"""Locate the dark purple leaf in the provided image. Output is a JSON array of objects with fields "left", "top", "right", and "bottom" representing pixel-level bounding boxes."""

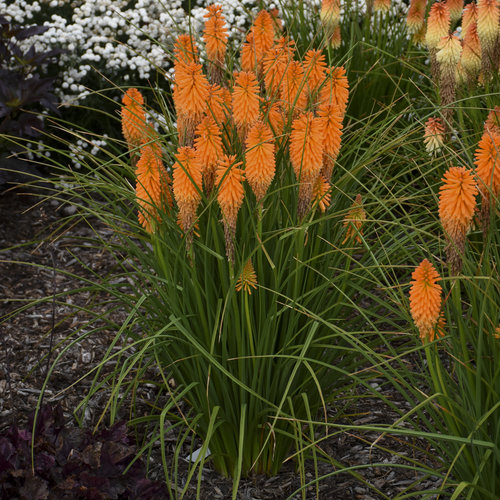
[
  {"left": 15, "top": 24, "right": 49, "bottom": 40},
  {"left": 101, "top": 441, "right": 135, "bottom": 467},
  {"left": 35, "top": 451, "right": 56, "bottom": 474},
  {"left": 97, "top": 421, "right": 129, "bottom": 444}
]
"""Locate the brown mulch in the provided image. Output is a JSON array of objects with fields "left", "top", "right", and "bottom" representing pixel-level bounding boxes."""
[{"left": 0, "top": 187, "right": 443, "bottom": 499}]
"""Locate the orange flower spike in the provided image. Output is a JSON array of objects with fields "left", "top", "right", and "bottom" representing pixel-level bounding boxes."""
[
  {"left": 172, "top": 146, "right": 203, "bottom": 236},
  {"left": 281, "top": 60, "right": 308, "bottom": 114},
  {"left": 439, "top": 166, "right": 478, "bottom": 236},
  {"left": 425, "top": 2, "right": 451, "bottom": 52},
  {"left": 241, "top": 32, "right": 257, "bottom": 73},
  {"left": 474, "top": 129, "right": 500, "bottom": 197},
  {"left": 232, "top": 71, "right": 260, "bottom": 133},
  {"left": 423, "top": 117, "right": 446, "bottom": 155},
  {"left": 409, "top": 259, "right": 442, "bottom": 342},
  {"left": 303, "top": 49, "right": 327, "bottom": 96},
  {"left": 407, "top": 0, "right": 427, "bottom": 35},
  {"left": 342, "top": 194, "right": 366, "bottom": 245},
  {"left": 121, "top": 88, "right": 147, "bottom": 152},
  {"left": 174, "top": 62, "right": 210, "bottom": 117},
  {"left": 329, "top": 25, "right": 342, "bottom": 49},
  {"left": 290, "top": 112, "right": 325, "bottom": 217},
  {"left": 313, "top": 175, "right": 331, "bottom": 212},
  {"left": 262, "top": 45, "right": 289, "bottom": 97},
  {"left": 236, "top": 259, "right": 258, "bottom": 294},
  {"left": 245, "top": 121, "right": 276, "bottom": 201},
  {"left": 318, "top": 66, "right": 349, "bottom": 115},
  {"left": 216, "top": 155, "right": 245, "bottom": 220},
  {"left": 445, "top": 0, "right": 464, "bottom": 23},
  {"left": 269, "top": 7, "right": 283, "bottom": 35},
  {"left": 374, "top": 0, "right": 391, "bottom": 13},
  {"left": 290, "top": 112, "right": 325, "bottom": 181},
  {"left": 194, "top": 116, "right": 223, "bottom": 193},
  {"left": 462, "top": 2, "right": 478, "bottom": 39},
  {"left": 204, "top": 83, "right": 227, "bottom": 124},
  {"left": 136, "top": 145, "right": 169, "bottom": 233},
  {"left": 174, "top": 34, "right": 199, "bottom": 66},
  {"left": 216, "top": 154, "right": 245, "bottom": 263},
  {"left": 251, "top": 10, "right": 275, "bottom": 61},
  {"left": 318, "top": 103, "right": 343, "bottom": 180},
  {"left": 203, "top": 4, "right": 228, "bottom": 63}
]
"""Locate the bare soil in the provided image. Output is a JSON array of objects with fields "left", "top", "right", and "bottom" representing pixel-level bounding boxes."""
[{"left": 0, "top": 188, "right": 442, "bottom": 499}]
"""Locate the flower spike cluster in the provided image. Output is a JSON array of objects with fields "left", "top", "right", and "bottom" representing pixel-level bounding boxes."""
[{"left": 125, "top": 9, "right": 349, "bottom": 266}]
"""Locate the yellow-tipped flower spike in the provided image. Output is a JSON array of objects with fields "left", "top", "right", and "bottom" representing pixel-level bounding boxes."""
[
  {"left": 477, "top": 0, "right": 499, "bottom": 52},
  {"left": 374, "top": 0, "right": 391, "bottom": 13},
  {"left": 121, "top": 88, "right": 147, "bottom": 154},
  {"left": 407, "top": 0, "right": 427, "bottom": 35},
  {"left": 438, "top": 166, "right": 478, "bottom": 273},
  {"left": 232, "top": 71, "right": 260, "bottom": 136},
  {"left": 216, "top": 154, "right": 245, "bottom": 263},
  {"left": 320, "top": 0, "right": 341, "bottom": 36},
  {"left": 318, "top": 103, "right": 343, "bottom": 181},
  {"left": 136, "top": 145, "right": 170, "bottom": 233},
  {"left": 342, "top": 194, "right": 366, "bottom": 245},
  {"left": 436, "top": 34, "right": 463, "bottom": 67},
  {"left": 280, "top": 60, "right": 308, "bottom": 114},
  {"left": 477, "top": 0, "right": 499, "bottom": 76},
  {"left": 194, "top": 116, "right": 223, "bottom": 194},
  {"left": 423, "top": 117, "right": 446, "bottom": 155},
  {"left": 485, "top": 106, "right": 500, "bottom": 135},
  {"left": 436, "top": 34, "right": 462, "bottom": 130},
  {"left": 312, "top": 174, "right": 331, "bottom": 212},
  {"left": 409, "top": 259, "right": 443, "bottom": 342},
  {"left": 318, "top": 66, "right": 349, "bottom": 114},
  {"left": 425, "top": 3, "right": 451, "bottom": 51},
  {"left": 245, "top": 121, "right": 275, "bottom": 201},
  {"left": 462, "top": 2, "right": 478, "bottom": 39},
  {"left": 445, "top": 0, "right": 464, "bottom": 23},
  {"left": 172, "top": 146, "right": 203, "bottom": 241},
  {"left": 460, "top": 23, "right": 482, "bottom": 83},
  {"left": 303, "top": 49, "right": 327, "bottom": 97},
  {"left": 236, "top": 259, "right": 258, "bottom": 294}
]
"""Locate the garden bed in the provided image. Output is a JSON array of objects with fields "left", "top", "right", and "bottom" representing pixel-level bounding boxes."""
[{"left": 0, "top": 188, "right": 443, "bottom": 498}]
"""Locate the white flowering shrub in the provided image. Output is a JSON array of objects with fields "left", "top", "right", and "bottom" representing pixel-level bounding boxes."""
[{"left": 0, "top": 0, "right": 270, "bottom": 107}]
